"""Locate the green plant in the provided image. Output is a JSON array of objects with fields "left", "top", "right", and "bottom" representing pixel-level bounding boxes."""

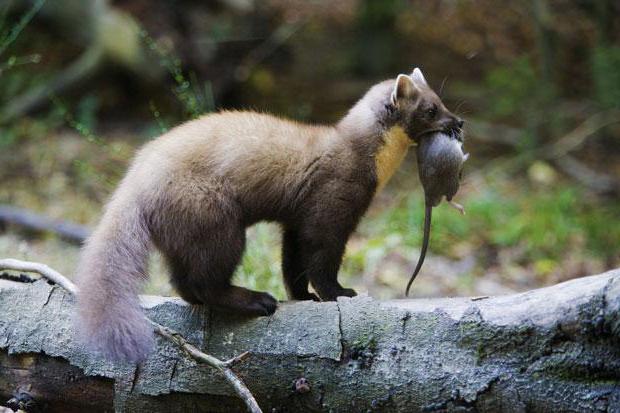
[
  {"left": 140, "top": 30, "right": 215, "bottom": 120},
  {"left": 234, "top": 223, "right": 286, "bottom": 300},
  {"left": 358, "top": 183, "right": 620, "bottom": 267},
  {"left": 0, "top": 0, "right": 46, "bottom": 70},
  {"left": 0, "top": 0, "right": 46, "bottom": 148}
]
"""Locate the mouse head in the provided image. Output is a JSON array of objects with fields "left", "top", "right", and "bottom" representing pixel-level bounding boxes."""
[{"left": 390, "top": 68, "right": 463, "bottom": 142}]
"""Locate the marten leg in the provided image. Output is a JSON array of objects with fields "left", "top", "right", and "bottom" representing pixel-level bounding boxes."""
[
  {"left": 167, "top": 256, "right": 201, "bottom": 304},
  {"left": 152, "top": 188, "right": 277, "bottom": 316},
  {"left": 295, "top": 226, "right": 357, "bottom": 301},
  {"left": 292, "top": 189, "right": 367, "bottom": 302},
  {"left": 282, "top": 228, "right": 319, "bottom": 301},
  {"left": 166, "top": 224, "right": 277, "bottom": 316},
  {"left": 301, "top": 242, "right": 357, "bottom": 301}
]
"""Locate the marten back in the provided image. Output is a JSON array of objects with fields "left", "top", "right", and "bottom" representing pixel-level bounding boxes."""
[{"left": 136, "top": 111, "right": 346, "bottom": 222}]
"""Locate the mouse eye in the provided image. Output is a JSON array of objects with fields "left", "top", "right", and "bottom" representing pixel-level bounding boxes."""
[
  {"left": 426, "top": 105, "right": 437, "bottom": 119},
  {"left": 458, "top": 169, "right": 464, "bottom": 180}
]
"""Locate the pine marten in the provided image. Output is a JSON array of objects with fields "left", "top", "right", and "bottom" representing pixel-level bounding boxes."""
[{"left": 76, "top": 68, "right": 464, "bottom": 362}]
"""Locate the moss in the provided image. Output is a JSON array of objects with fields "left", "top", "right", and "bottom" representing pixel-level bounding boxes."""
[
  {"left": 458, "top": 322, "right": 540, "bottom": 362},
  {"left": 347, "top": 334, "right": 378, "bottom": 369}
]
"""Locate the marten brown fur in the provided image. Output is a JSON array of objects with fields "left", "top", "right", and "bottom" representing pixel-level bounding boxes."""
[{"left": 75, "top": 68, "right": 463, "bottom": 362}]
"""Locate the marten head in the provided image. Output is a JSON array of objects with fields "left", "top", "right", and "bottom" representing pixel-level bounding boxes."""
[{"left": 389, "top": 68, "right": 463, "bottom": 142}]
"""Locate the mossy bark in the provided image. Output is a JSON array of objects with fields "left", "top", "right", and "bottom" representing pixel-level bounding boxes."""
[{"left": 1, "top": 269, "right": 619, "bottom": 412}]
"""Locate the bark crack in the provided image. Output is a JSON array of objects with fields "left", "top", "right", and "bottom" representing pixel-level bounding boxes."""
[
  {"left": 336, "top": 301, "right": 345, "bottom": 361},
  {"left": 401, "top": 311, "right": 411, "bottom": 337},
  {"left": 42, "top": 285, "right": 56, "bottom": 308},
  {"left": 168, "top": 359, "right": 179, "bottom": 390},
  {"left": 3, "top": 328, "right": 13, "bottom": 348},
  {"left": 130, "top": 363, "right": 142, "bottom": 394},
  {"left": 265, "top": 311, "right": 275, "bottom": 331},
  {"left": 601, "top": 277, "right": 614, "bottom": 316}
]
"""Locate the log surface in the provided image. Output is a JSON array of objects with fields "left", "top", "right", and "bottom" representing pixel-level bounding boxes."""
[{"left": 0, "top": 270, "right": 619, "bottom": 412}]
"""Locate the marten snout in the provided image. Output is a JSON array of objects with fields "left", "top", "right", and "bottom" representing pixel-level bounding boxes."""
[{"left": 438, "top": 116, "right": 464, "bottom": 135}]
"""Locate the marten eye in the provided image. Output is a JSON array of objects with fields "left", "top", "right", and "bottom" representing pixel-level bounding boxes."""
[{"left": 426, "top": 105, "right": 437, "bottom": 119}]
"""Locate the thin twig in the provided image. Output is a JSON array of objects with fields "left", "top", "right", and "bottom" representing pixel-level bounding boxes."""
[
  {"left": 150, "top": 321, "right": 261, "bottom": 413},
  {"left": 234, "top": 17, "right": 304, "bottom": 82},
  {"left": 542, "top": 109, "right": 620, "bottom": 159},
  {"left": 466, "top": 119, "right": 522, "bottom": 146},
  {"left": 0, "top": 258, "right": 78, "bottom": 295},
  {"left": 0, "top": 45, "right": 105, "bottom": 124},
  {"left": 224, "top": 351, "right": 251, "bottom": 367},
  {"left": 476, "top": 110, "right": 620, "bottom": 193},
  {"left": 0, "top": 258, "right": 262, "bottom": 413},
  {"left": 553, "top": 155, "right": 618, "bottom": 194}
]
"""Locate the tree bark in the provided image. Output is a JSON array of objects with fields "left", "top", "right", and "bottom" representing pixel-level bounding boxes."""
[{"left": 1, "top": 269, "right": 619, "bottom": 412}]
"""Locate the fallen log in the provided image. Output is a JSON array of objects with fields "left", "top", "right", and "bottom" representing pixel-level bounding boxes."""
[{"left": 0, "top": 269, "right": 619, "bottom": 412}]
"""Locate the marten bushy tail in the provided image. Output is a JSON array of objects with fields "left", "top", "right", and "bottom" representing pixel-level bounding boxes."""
[{"left": 75, "top": 199, "right": 153, "bottom": 362}]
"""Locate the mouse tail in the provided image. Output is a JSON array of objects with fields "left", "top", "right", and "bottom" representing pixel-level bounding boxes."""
[{"left": 406, "top": 201, "right": 432, "bottom": 297}]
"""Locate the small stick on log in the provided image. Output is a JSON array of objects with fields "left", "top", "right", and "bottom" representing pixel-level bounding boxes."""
[
  {"left": 0, "top": 258, "right": 77, "bottom": 295},
  {"left": 149, "top": 321, "right": 261, "bottom": 413},
  {"left": 0, "top": 258, "right": 262, "bottom": 413}
]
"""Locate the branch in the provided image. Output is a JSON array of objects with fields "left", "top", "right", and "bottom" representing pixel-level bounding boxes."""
[
  {"left": 0, "top": 204, "right": 90, "bottom": 244},
  {"left": 0, "top": 258, "right": 77, "bottom": 295},
  {"left": 234, "top": 17, "right": 304, "bottom": 82},
  {"left": 541, "top": 109, "right": 620, "bottom": 159},
  {"left": 468, "top": 110, "right": 620, "bottom": 155},
  {"left": 148, "top": 321, "right": 261, "bottom": 413},
  {"left": 474, "top": 110, "right": 620, "bottom": 193},
  {"left": 0, "top": 45, "right": 105, "bottom": 124},
  {"left": 0, "top": 258, "right": 262, "bottom": 413},
  {"left": 466, "top": 118, "right": 522, "bottom": 146},
  {"left": 553, "top": 154, "right": 619, "bottom": 194}
]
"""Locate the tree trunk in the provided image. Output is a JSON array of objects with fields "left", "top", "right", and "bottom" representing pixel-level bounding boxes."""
[{"left": 1, "top": 270, "right": 619, "bottom": 412}]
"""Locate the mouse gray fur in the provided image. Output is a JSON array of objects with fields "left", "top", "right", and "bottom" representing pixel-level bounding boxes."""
[{"left": 406, "top": 131, "right": 468, "bottom": 296}]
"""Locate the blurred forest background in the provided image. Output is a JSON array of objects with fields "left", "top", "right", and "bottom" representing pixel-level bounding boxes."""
[{"left": 0, "top": 0, "right": 619, "bottom": 300}]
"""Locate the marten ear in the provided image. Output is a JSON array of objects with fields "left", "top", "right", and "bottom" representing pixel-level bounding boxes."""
[
  {"left": 390, "top": 74, "right": 419, "bottom": 107},
  {"left": 411, "top": 68, "right": 428, "bottom": 88}
]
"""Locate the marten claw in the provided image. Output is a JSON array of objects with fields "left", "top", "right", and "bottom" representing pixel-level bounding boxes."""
[{"left": 449, "top": 201, "right": 466, "bottom": 215}]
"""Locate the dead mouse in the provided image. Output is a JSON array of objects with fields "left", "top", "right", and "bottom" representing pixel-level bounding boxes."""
[{"left": 405, "top": 131, "right": 468, "bottom": 296}]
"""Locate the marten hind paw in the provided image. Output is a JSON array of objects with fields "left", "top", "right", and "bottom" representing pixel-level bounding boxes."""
[{"left": 246, "top": 291, "right": 278, "bottom": 316}]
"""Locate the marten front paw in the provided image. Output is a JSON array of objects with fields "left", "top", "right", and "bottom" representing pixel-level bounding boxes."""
[
  {"left": 318, "top": 287, "right": 357, "bottom": 301},
  {"left": 339, "top": 288, "right": 357, "bottom": 298},
  {"left": 293, "top": 292, "right": 320, "bottom": 302}
]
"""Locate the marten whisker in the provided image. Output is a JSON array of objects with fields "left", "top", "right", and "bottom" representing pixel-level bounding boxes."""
[{"left": 438, "top": 77, "right": 448, "bottom": 97}]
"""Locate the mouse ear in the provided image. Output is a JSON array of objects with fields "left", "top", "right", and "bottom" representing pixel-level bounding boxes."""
[
  {"left": 411, "top": 68, "right": 428, "bottom": 88},
  {"left": 390, "top": 74, "right": 419, "bottom": 107},
  {"left": 463, "top": 153, "right": 470, "bottom": 161}
]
